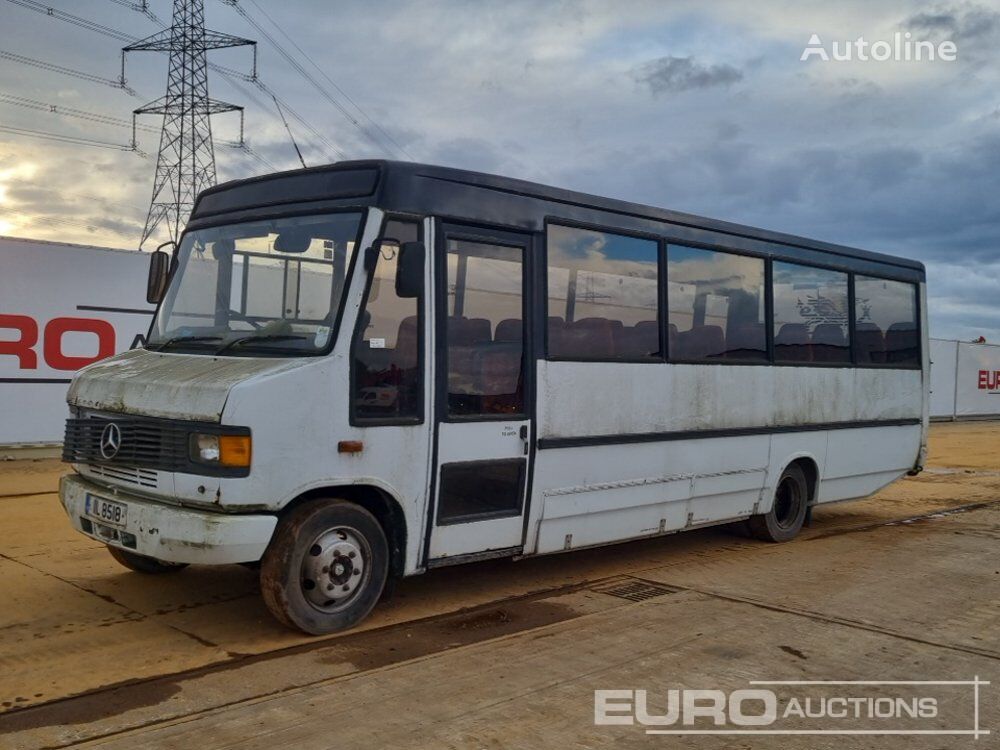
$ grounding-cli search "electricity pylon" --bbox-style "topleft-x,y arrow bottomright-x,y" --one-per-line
122,0 -> 256,248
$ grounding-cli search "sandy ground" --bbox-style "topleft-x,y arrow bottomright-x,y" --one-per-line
0,421 -> 997,748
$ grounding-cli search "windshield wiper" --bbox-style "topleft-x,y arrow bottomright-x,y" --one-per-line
215,333 -> 308,355
148,335 -> 224,351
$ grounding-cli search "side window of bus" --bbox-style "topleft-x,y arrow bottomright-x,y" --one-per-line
351,219 -> 422,422
666,245 -> 766,361
546,224 -> 660,360
854,276 -> 919,366
772,262 -> 850,364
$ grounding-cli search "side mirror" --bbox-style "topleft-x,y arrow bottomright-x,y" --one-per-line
146,244 -> 173,304
395,241 -> 425,299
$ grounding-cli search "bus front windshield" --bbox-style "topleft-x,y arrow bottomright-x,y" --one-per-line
147,212 -> 364,356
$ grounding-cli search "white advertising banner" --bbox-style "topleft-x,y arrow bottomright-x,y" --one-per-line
0,237 -> 154,446
955,340 -> 1000,418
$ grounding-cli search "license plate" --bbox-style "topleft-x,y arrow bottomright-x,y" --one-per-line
85,494 -> 128,528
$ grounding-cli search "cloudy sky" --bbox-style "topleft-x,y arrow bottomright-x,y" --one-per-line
0,0 -> 997,340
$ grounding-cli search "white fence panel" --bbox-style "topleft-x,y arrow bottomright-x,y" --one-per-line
929,338 -> 958,419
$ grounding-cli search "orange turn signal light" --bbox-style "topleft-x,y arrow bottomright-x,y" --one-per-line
219,435 -> 252,467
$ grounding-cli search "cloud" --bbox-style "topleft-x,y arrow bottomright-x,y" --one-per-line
908,3 -> 1000,40
905,2 -> 1000,62
0,0 -> 997,341
633,55 -> 744,95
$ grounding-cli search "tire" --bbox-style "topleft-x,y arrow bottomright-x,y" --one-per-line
748,463 -> 809,542
108,546 -> 188,574
260,499 -> 389,635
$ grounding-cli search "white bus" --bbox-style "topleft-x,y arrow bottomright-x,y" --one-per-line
59,162 -> 928,634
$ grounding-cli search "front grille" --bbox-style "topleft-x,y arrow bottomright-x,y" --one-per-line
63,415 -> 189,472
86,463 -> 159,488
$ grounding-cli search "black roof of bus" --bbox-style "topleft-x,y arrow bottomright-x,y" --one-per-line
190,160 -> 925,278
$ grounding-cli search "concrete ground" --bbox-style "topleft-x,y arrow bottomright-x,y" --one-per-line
0,421 -> 998,748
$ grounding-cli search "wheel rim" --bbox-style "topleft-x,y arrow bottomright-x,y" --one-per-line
773,476 -> 803,530
300,525 -> 371,613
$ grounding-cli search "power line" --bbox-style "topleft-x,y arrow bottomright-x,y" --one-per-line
241,0 -> 415,160
0,49 -> 137,95
13,0 -> 345,163
271,94 -> 306,168
219,0 -> 410,160
4,0 -> 345,178
29,215 -> 104,231
100,0 -> 343,162
210,69 -> 342,166
105,0 -> 162,24
123,0 -> 255,248
4,0 -> 135,42
27,214 -> 142,239
0,123 -> 146,155
0,92 -> 159,132
211,62 -> 347,160
261,86 -> 346,161
229,141 -> 278,173
7,182 -> 149,215
0,176 -> 153,229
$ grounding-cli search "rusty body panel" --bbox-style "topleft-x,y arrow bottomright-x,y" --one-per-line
67,349 -> 308,422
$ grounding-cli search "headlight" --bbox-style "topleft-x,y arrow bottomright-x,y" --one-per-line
189,432 -> 252,468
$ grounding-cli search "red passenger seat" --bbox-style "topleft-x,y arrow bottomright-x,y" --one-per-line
885,323 -> 918,363
614,320 -> 659,357
726,322 -> 765,359
811,323 -> 848,362
775,323 -> 811,362
448,316 -> 492,393
566,318 -> 620,358
855,322 -> 885,364
547,317 -> 568,356
474,348 -> 523,413
395,315 -> 419,369
494,318 -> 522,343
674,325 -> 725,360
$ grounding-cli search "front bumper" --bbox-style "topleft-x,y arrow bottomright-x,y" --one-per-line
60,473 -> 277,565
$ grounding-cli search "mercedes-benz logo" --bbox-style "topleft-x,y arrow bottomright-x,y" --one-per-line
99,423 -> 122,460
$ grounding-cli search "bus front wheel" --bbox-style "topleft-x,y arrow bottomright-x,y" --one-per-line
749,464 -> 809,542
260,499 -> 389,635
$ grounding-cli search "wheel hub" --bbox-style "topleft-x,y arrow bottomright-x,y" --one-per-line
300,526 -> 369,612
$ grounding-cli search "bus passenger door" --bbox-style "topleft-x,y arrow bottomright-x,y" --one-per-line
426,224 -> 533,565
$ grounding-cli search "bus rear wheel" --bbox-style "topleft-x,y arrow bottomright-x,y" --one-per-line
260,499 -> 389,635
749,464 -> 809,542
